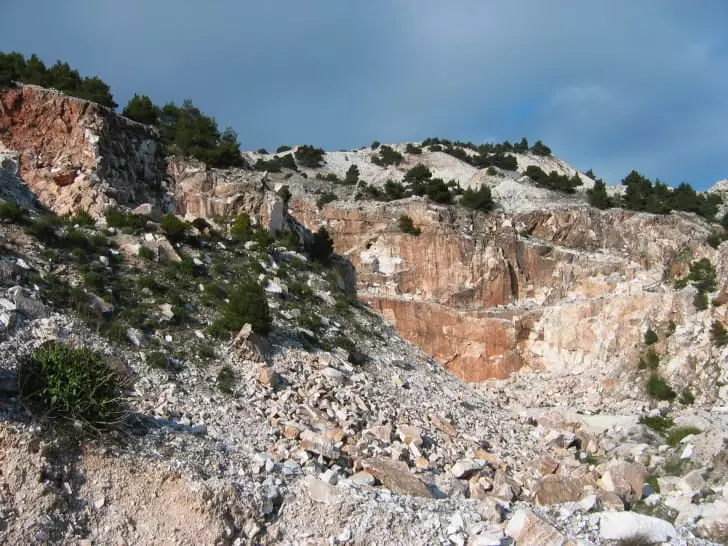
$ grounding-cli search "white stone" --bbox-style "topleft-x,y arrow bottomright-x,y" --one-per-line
681,444 -> 694,460
598,512 -> 676,543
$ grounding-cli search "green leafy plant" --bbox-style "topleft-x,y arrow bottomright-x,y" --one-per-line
217,366 -> 235,394
159,214 -> 189,242
218,279 -> 272,335
711,320 -> 728,346
644,328 -> 658,345
147,351 -> 168,370
679,389 -> 695,405
294,145 -> 326,168
667,426 -> 701,447
18,342 -> 123,425
0,201 -> 27,223
639,414 -> 674,433
398,215 -> 421,236
316,192 -> 338,209
461,184 -> 494,212
645,373 -> 676,401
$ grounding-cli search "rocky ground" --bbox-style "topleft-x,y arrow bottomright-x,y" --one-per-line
0,206 -> 726,545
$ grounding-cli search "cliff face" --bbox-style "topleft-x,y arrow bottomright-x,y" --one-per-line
0,85 -> 165,216
290,196 -> 727,393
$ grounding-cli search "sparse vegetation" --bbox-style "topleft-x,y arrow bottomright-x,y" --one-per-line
645,373 -> 677,401
639,414 -> 674,433
525,165 -> 583,193
667,426 -> 701,447
309,226 -> 335,264
398,215 -> 421,236
711,320 -> 728,346
644,328 -> 658,345
371,145 -> 403,167
1,51 -> 117,108
18,342 -> 122,426
217,279 -> 272,335
460,184 -> 494,212
159,213 -> 189,242
316,192 -> 338,209
294,145 -> 326,168
217,366 -> 235,393
587,179 -> 613,209
0,201 -> 26,223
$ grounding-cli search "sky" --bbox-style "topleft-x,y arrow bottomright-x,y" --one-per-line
2,0 -> 727,188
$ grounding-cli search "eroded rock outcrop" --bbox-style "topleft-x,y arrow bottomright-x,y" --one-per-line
0,85 -> 165,216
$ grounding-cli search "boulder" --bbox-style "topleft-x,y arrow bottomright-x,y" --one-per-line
232,323 -> 270,362
361,457 -> 431,498
599,512 -> 676,543
597,461 -> 645,502
506,509 -> 566,546
450,458 -> 486,479
696,500 -> 728,541
534,475 -> 585,505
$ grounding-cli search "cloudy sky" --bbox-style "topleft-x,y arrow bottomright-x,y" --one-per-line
2,1 -> 727,188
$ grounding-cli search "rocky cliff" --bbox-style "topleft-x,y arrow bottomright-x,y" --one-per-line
0,85 -> 165,216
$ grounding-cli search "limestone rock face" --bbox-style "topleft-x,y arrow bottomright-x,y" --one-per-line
290,195 -> 726,389
0,85 -> 165,217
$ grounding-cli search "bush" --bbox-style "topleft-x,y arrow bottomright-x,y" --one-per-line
404,164 -> 433,195
147,351 -> 167,370
679,389 -> 695,405
159,213 -> 189,242
587,179 -> 613,209
0,201 -> 26,223
525,166 -> 583,193
105,208 -> 148,232
398,215 -> 421,236
486,166 -> 498,176
0,51 -> 117,108
219,279 -> 272,335
24,214 -> 64,243
645,373 -> 676,401
217,366 -> 235,393
530,140 -> 552,156
384,180 -> 406,200
688,258 -> 717,292
639,414 -> 674,433
316,192 -> 338,209
138,245 -> 154,260
711,320 -> 728,346
371,140 -> 381,149
18,342 -> 122,425
344,164 -> 359,185
371,145 -> 403,167
406,143 -> 422,155
254,153 -> 297,172
122,94 -> 159,125
694,290 -> 709,311
667,426 -> 701,447
294,145 -> 326,168
644,328 -> 658,345
68,209 -> 95,227
461,184 -> 494,212
230,213 -> 252,242
310,226 -> 335,264
276,145 -> 292,153
645,347 -> 660,369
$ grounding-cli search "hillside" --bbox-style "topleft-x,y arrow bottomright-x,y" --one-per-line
0,84 -> 727,544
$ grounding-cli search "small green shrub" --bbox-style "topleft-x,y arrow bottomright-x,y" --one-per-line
24,214 -> 64,243
645,347 -> 660,369
371,145 -> 403,166
406,143 -> 422,155
316,192 -> 338,209
688,258 -> 717,292
276,145 -> 292,153
460,184 -> 494,212
639,414 -> 674,433
679,388 -> 695,405
138,246 -> 154,260
644,328 -> 658,345
160,214 -> 189,242
646,373 -> 676,401
694,290 -> 709,310
217,366 -> 234,393
711,320 -> 728,346
0,201 -> 26,223
230,213 -> 252,242
198,344 -> 215,360
398,215 -> 421,236
371,140 -> 381,149
18,342 -> 122,425
83,271 -> 105,291
294,145 -> 326,168
218,279 -> 272,335
207,320 -> 230,340
147,351 -> 167,370
667,426 -> 701,447
68,209 -> 95,227
105,208 -> 147,232
309,226 -> 335,264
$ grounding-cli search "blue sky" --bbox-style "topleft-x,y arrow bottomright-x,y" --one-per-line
2,0 -> 727,188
